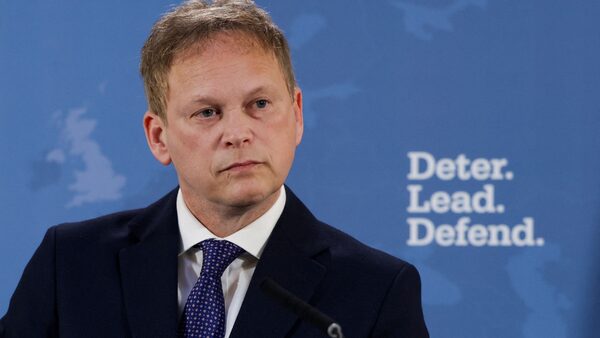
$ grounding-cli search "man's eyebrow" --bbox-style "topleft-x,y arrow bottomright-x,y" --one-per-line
191,85 -> 275,103
190,95 -> 214,104
187,91 -> 220,105
246,85 -> 272,97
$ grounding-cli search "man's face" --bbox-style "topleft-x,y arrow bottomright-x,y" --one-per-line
144,33 -> 303,215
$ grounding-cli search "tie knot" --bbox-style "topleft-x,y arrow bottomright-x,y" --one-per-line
199,239 -> 244,277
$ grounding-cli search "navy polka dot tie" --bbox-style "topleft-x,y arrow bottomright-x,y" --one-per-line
180,239 -> 245,338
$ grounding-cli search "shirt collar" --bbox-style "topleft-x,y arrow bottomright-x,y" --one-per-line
177,186 -> 286,259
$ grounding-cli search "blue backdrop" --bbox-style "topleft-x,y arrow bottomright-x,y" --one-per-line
2,1 -> 599,337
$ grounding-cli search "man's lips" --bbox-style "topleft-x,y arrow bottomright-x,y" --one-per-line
221,160 -> 262,172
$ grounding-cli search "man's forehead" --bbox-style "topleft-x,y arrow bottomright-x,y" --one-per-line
172,31 -> 271,66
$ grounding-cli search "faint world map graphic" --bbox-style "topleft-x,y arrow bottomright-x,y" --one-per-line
33,107 -> 126,207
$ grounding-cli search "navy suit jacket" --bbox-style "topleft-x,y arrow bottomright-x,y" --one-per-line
1,187 -> 428,337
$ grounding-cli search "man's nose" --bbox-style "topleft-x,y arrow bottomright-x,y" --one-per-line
221,110 -> 254,148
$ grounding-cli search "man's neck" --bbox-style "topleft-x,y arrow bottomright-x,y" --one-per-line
180,188 -> 282,238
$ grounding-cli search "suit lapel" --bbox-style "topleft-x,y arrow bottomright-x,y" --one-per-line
119,190 -> 180,337
230,188 -> 329,337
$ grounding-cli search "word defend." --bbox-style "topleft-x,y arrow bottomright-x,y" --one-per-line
405,151 -> 544,247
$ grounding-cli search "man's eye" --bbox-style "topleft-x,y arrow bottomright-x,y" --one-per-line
195,108 -> 218,119
255,99 -> 268,109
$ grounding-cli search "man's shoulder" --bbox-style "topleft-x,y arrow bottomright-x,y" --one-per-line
50,188 -> 178,247
283,187 -> 413,277
314,219 -> 412,276
53,207 -> 143,238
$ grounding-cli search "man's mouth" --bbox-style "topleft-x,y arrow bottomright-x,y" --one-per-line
221,160 -> 261,172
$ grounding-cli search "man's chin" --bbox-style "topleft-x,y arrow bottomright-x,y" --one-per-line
224,183 -> 280,209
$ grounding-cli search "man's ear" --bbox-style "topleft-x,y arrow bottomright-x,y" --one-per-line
292,87 -> 304,146
143,111 -> 172,165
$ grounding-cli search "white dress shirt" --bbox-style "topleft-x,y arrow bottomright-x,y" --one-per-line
176,186 -> 286,338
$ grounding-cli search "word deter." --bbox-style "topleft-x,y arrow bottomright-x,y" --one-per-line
407,152 -> 513,181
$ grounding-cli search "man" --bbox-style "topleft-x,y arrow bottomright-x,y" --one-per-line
1,1 -> 429,337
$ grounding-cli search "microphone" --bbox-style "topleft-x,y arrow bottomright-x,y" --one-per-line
260,278 -> 344,338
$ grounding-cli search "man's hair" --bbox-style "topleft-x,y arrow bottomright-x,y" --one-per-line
140,0 -> 296,120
